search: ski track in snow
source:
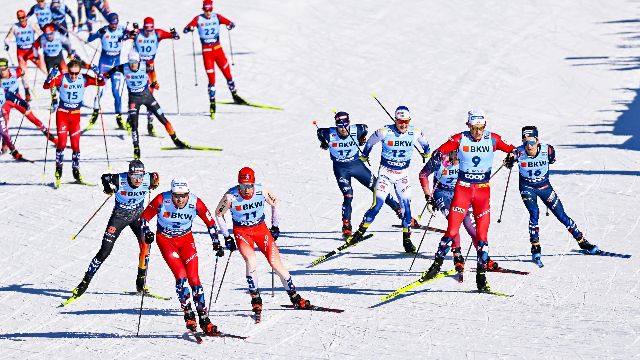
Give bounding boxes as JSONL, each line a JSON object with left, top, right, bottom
{"left": 1, "top": 0, "right": 639, "bottom": 359}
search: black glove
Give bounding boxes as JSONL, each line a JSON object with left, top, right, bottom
{"left": 226, "top": 22, "right": 235, "bottom": 30}
{"left": 320, "top": 142, "right": 328, "bottom": 150}
{"left": 425, "top": 194, "right": 438, "bottom": 214}
{"left": 358, "top": 135, "right": 366, "bottom": 146}
{"left": 150, "top": 172, "right": 160, "bottom": 190}
{"left": 98, "top": 27, "right": 106, "bottom": 35}
{"left": 103, "top": 184, "right": 114, "bottom": 194}
{"left": 183, "top": 26, "right": 194, "bottom": 34}
{"left": 4, "top": 44, "right": 9, "bottom": 51}
{"left": 270, "top": 226, "right": 280, "bottom": 241}
{"left": 212, "top": 240, "right": 224, "bottom": 257}
{"left": 503, "top": 153, "right": 516, "bottom": 169}
{"left": 170, "top": 27, "right": 180, "bottom": 40}
{"left": 143, "top": 227, "right": 155, "bottom": 244}
{"left": 225, "top": 235, "right": 237, "bottom": 252}
{"left": 132, "top": 22, "right": 139, "bottom": 30}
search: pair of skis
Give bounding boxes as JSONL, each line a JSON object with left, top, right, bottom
{"left": 309, "top": 234, "right": 374, "bottom": 267}
{"left": 59, "top": 289, "right": 172, "bottom": 307}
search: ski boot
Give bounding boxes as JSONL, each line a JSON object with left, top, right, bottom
{"left": 72, "top": 167, "right": 83, "bottom": 183}
{"left": 341, "top": 219, "right": 352, "bottom": 239}
{"left": 115, "top": 113, "right": 129, "bottom": 132}
{"left": 476, "top": 266, "right": 490, "bottom": 292}
{"left": 88, "top": 109, "right": 99, "bottom": 127}
{"left": 147, "top": 121, "right": 156, "bottom": 137}
{"left": 486, "top": 257, "right": 499, "bottom": 271}
{"left": 197, "top": 308, "right": 218, "bottom": 335}
{"left": 42, "top": 129, "right": 58, "bottom": 145}
{"left": 231, "top": 90, "right": 248, "bottom": 105}
{"left": 421, "top": 257, "right": 444, "bottom": 281}
{"left": 287, "top": 290, "right": 311, "bottom": 309}
{"left": 251, "top": 291, "right": 262, "bottom": 322}
{"left": 135, "top": 267, "right": 146, "bottom": 293}
{"left": 346, "top": 225, "right": 366, "bottom": 245}
{"left": 183, "top": 303, "right": 198, "bottom": 331}
{"left": 10, "top": 149, "right": 23, "bottom": 160}
{"left": 403, "top": 232, "right": 416, "bottom": 253}
{"left": 55, "top": 164, "right": 63, "bottom": 188}
{"left": 133, "top": 145, "right": 141, "bottom": 160}
{"left": 453, "top": 251, "right": 465, "bottom": 272}
{"left": 170, "top": 134, "right": 188, "bottom": 149}
{"left": 72, "top": 274, "right": 92, "bottom": 298}
{"left": 531, "top": 242, "right": 542, "bottom": 262}
{"left": 209, "top": 100, "right": 216, "bottom": 120}
{"left": 25, "top": 88, "right": 32, "bottom": 102}
{"left": 576, "top": 236, "right": 599, "bottom": 254}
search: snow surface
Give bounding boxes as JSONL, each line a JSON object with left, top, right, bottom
{"left": 1, "top": 0, "right": 639, "bottom": 359}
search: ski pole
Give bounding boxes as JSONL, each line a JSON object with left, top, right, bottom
{"left": 71, "top": 194, "right": 113, "bottom": 240}
{"left": 497, "top": 167, "right": 513, "bottom": 223}
{"left": 271, "top": 271, "right": 274, "bottom": 297}
{"left": 417, "top": 202, "right": 428, "bottom": 221}
{"left": 42, "top": 86, "right": 56, "bottom": 178}
{"left": 409, "top": 212, "right": 435, "bottom": 271}
{"left": 97, "top": 86, "right": 111, "bottom": 170}
{"left": 214, "top": 252, "right": 232, "bottom": 303}
{"left": 489, "top": 163, "right": 504, "bottom": 180}
{"left": 371, "top": 94, "right": 425, "bottom": 162}
{"left": 227, "top": 28, "right": 235, "bottom": 66}
{"left": 136, "top": 244, "right": 151, "bottom": 337}
{"left": 463, "top": 240, "right": 473, "bottom": 263}
{"left": 171, "top": 37, "right": 180, "bottom": 114}
{"left": 191, "top": 32, "right": 198, "bottom": 86}
{"left": 11, "top": 114, "right": 26, "bottom": 146}
{"left": 546, "top": 206, "right": 550, "bottom": 217}
{"left": 206, "top": 254, "right": 220, "bottom": 317}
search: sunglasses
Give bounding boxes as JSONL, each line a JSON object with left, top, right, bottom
{"left": 0, "top": 67, "right": 8, "bottom": 72}
{"left": 523, "top": 140, "right": 537, "bottom": 146}
{"left": 129, "top": 173, "right": 144, "bottom": 179}
{"left": 18, "top": 17, "right": 26, "bottom": 20}
{"left": 396, "top": 119, "right": 410, "bottom": 125}
{"left": 335, "top": 122, "right": 349, "bottom": 129}
{"left": 69, "top": 71, "right": 80, "bottom": 76}
{"left": 470, "top": 125, "right": 485, "bottom": 131}
{"left": 172, "top": 192, "right": 189, "bottom": 199}
{"left": 239, "top": 183, "right": 254, "bottom": 190}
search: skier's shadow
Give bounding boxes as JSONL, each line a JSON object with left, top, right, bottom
{"left": 370, "top": 288, "right": 469, "bottom": 308}
{"left": 0, "top": 283, "right": 69, "bottom": 299}
{"left": 0, "top": 331, "right": 189, "bottom": 342}
{"left": 60, "top": 308, "right": 178, "bottom": 316}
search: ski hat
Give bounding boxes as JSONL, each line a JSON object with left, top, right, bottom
{"left": 203, "top": 0, "right": 213, "bottom": 11}
{"left": 522, "top": 125, "right": 538, "bottom": 139}
{"left": 43, "top": 24, "right": 55, "bottom": 34}
{"left": 128, "top": 159, "right": 145, "bottom": 173}
{"left": 171, "top": 177, "right": 190, "bottom": 193}
{"left": 143, "top": 17, "right": 154, "bottom": 30}
{"left": 394, "top": 106, "right": 411, "bottom": 120}
{"left": 128, "top": 51, "right": 141, "bottom": 63}
{"left": 334, "top": 111, "right": 350, "bottom": 128}
{"left": 466, "top": 109, "right": 486, "bottom": 126}
{"left": 0, "top": 58, "right": 8, "bottom": 68}
{"left": 238, "top": 167, "right": 255, "bottom": 184}
{"left": 107, "top": 12, "right": 119, "bottom": 25}
{"left": 51, "top": 0, "right": 60, "bottom": 5}
{"left": 17, "top": 10, "right": 26, "bottom": 19}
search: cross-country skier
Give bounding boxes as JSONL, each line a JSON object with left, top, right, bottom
{"left": 4, "top": 10, "right": 46, "bottom": 101}
{"left": 183, "top": 0, "right": 247, "bottom": 119}
{"left": 126, "top": 17, "right": 180, "bottom": 136}
{"left": 50, "top": 0, "right": 77, "bottom": 36}
{"left": 316, "top": 111, "right": 405, "bottom": 238}
{"left": 140, "top": 177, "right": 220, "bottom": 335}
{"left": 105, "top": 50, "right": 188, "bottom": 159}
{"left": 43, "top": 59, "right": 105, "bottom": 186}
{"left": 0, "top": 58, "right": 57, "bottom": 150}
{"left": 505, "top": 126, "right": 599, "bottom": 266}
{"left": 419, "top": 150, "right": 500, "bottom": 276}
{"left": 0, "top": 87, "right": 25, "bottom": 160}
{"left": 34, "top": 24, "right": 78, "bottom": 107}
{"left": 80, "top": 0, "right": 111, "bottom": 32}
{"left": 421, "top": 109, "right": 515, "bottom": 291}
{"left": 214, "top": 167, "right": 312, "bottom": 321}
{"left": 348, "top": 106, "right": 430, "bottom": 253}
{"left": 27, "top": 0, "right": 53, "bottom": 31}
{"left": 68, "top": 160, "right": 160, "bottom": 301}
{"left": 86, "top": 12, "right": 128, "bottom": 130}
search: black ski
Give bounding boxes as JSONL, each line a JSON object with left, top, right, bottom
{"left": 485, "top": 267, "right": 530, "bottom": 275}
{"left": 578, "top": 249, "right": 631, "bottom": 258}
{"left": 195, "top": 331, "right": 248, "bottom": 340}
{"left": 280, "top": 304, "right": 344, "bottom": 313}
{"left": 392, "top": 224, "right": 445, "bottom": 233}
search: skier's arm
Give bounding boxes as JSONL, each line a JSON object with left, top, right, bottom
{"left": 140, "top": 193, "right": 163, "bottom": 222}
{"left": 100, "top": 173, "right": 119, "bottom": 193}
{"left": 316, "top": 128, "right": 330, "bottom": 149}
{"left": 105, "top": 64, "right": 123, "bottom": 79}
{"left": 213, "top": 192, "right": 233, "bottom": 237}
{"left": 217, "top": 14, "right": 232, "bottom": 26}
{"left": 419, "top": 158, "right": 439, "bottom": 196}
{"left": 491, "top": 133, "right": 515, "bottom": 153}
{"left": 263, "top": 188, "right": 280, "bottom": 228}
{"left": 195, "top": 198, "right": 219, "bottom": 240}
{"left": 60, "top": 35, "right": 74, "bottom": 56}
{"left": 4, "top": 25, "right": 15, "bottom": 49}
{"left": 435, "top": 133, "right": 462, "bottom": 159}
{"left": 155, "top": 29, "right": 173, "bottom": 41}
{"left": 415, "top": 128, "right": 431, "bottom": 156}
{"left": 65, "top": 7, "right": 77, "bottom": 27}
{"left": 84, "top": 74, "right": 105, "bottom": 87}
{"left": 547, "top": 144, "right": 556, "bottom": 164}
{"left": 43, "top": 73, "right": 63, "bottom": 89}
{"left": 184, "top": 16, "right": 198, "bottom": 31}
{"left": 362, "top": 127, "right": 386, "bottom": 158}
{"left": 87, "top": 29, "right": 102, "bottom": 42}
{"left": 33, "top": 36, "right": 42, "bottom": 50}
{"left": 356, "top": 124, "right": 368, "bottom": 145}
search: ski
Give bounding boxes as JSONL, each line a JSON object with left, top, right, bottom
{"left": 392, "top": 224, "right": 445, "bottom": 233}
{"left": 123, "top": 291, "right": 172, "bottom": 301}
{"left": 485, "top": 267, "right": 530, "bottom": 275}
{"left": 380, "top": 269, "right": 457, "bottom": 302}
{"left": 216, "top": 100, "right": 283, "bottom": 111}
{"left": 534, "top": 259, "right": 544, "bottom": 268}
{"left": 280, "top": 304, "right": 344, "bottom": 313}
{"left": 578, "top": 249, "right": 631, "bottom": 259}
{"left": 195, "top": 331, "right": 248, "bottom": 340}
{"left": 64, "top": 180, "right": 97, "bottom": 186}
{"left": 160, "top": 145, "right": 223, "bottom": 151}
{"left": 187, "top": 329, "right": 203, "bottom": 344}
{"left": 59, "top": 295, "right": 80, "bottom": 307}
{"left": 478, "top": 289, "right": 513, "bottom": 297}
{"left": 309, "top": 234, "right": 374, "bottom": 267}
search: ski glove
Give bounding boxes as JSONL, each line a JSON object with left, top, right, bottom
{"left": 170, "top": 28, "right": 180, "bottom": 40}
{"left": 46, "top": 67, "right": 60, "bottom": 83}
{"left": 430, "top": 150, "right": 443, "bottom": 162}
{"left": 225, "top": 235, "right": 237, "bottom": 252}
{"left": 143, "top": 227, "right": 155, "bottom": 244}
{"left": 358, "top": 135, "right": 366, "bottom": 146}
{"left": 183, "top": 26, "right": 194, "bottom": 34}
{"left": 359, "top": 155, "right": 369, "bottom": 163}
{"left": 3, "top": 44, "right": 8, "bottom": 51}
{"left": 212, "top": 240, "right": 224, "bottom": 257}
{"left": 150, "top": 172, "right": 160, "bottom": 190}
{"left": 503, "top": 153, "right": 516, "bottom": 169}
{"left": 425, "top": 194, "right": 438, "bottom": 215}
{"left": 320, "top": 142, "right": 328, "bottom": 150}
{"left": 226, "top": 22, "right": 235, "bottom": 30}
{"left": 270, "top": 226, "right": 280, "bottom": 241}
{"left": 98, "top": 27, "right": 106, "bottom": 35}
